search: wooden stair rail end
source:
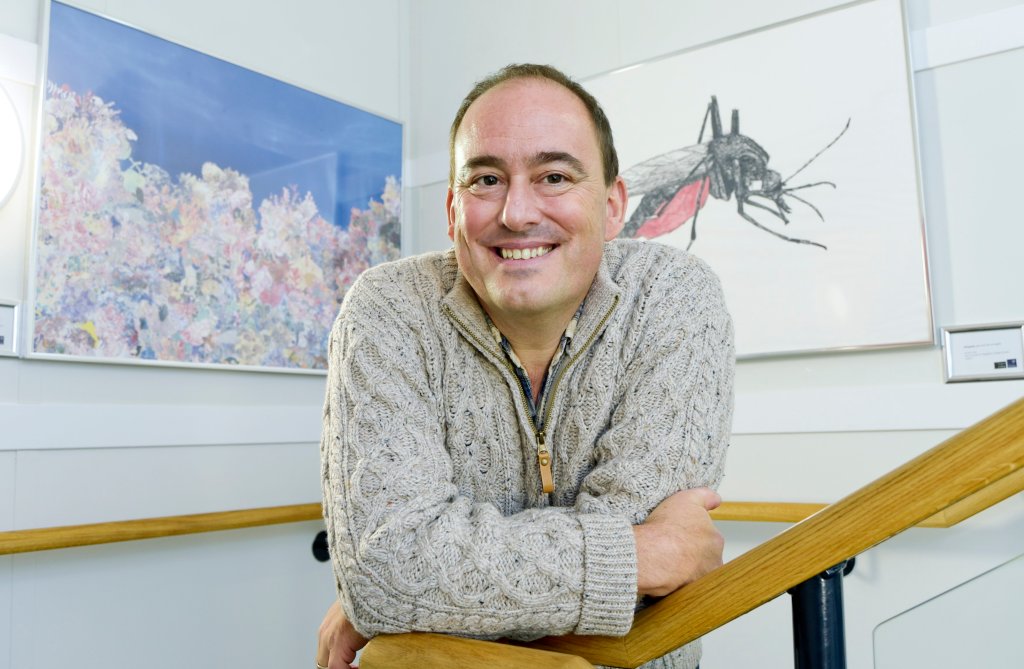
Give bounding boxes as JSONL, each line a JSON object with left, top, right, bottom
{"left": 361, "top": 633, "right": 594, "bottom": 669}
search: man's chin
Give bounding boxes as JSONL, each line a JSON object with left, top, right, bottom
{"left": 488, "top": 290, "right": 570, "bottom": 320}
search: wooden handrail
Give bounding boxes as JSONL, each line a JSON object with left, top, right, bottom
{"left": 362, "top": 396, "right": 1024, "bottom": 668}
{"left": 4, "top": 491, "right": 1005, "bottom": 558}
{"left": 0, "top": 503, "right": 322, "bottom": 555}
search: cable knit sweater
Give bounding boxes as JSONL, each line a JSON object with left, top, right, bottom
{"left": 320, "top": 238, "right": 734, "bottom": 669}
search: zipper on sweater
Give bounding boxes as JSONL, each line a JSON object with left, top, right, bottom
{"left": 444, "top": 306, "right": 551, "bottom": 491}
{"left": 444, "top": 295, "right": 619, "bottom": 496}
{"left": 539, "top": 294, "right": 620, "bottom": 461}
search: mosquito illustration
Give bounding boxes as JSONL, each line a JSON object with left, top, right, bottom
{"left": 620, "top": 96, "right": 850, "bottom": 250}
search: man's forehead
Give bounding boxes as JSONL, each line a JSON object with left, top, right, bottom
{"left": 454, "top": 78, "right": 600, "bottom": 163}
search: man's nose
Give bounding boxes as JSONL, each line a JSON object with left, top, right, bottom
{"left": 500, "top": 178, "right": 541, "bottom": 231}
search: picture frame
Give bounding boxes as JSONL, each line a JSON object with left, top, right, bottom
{"left": 943, "top": 323, "right": 1024, "bottom": 383}
{"left": 0, "top": 299, "right": 19, "bottom": 357}
{"left": 586, "top": 0, "right": 933, "bottom": 358}
{"left": 27, "top": 1, "right": 403, "bottom": 373}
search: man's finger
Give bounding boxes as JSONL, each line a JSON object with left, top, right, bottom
{"left": 696, "top": 487, "right": 722, "bottom": 511}
{"left": 316, "top": 629, "right": 331, "bottom": 668}
{"left": 670, "top": 486, "right": 721, "bottom": 511}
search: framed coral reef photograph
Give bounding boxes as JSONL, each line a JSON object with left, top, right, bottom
{"left": 28, "top": 1, "right": 402, "bottom": 372}
{"left": 589, "top": 0, "right": 932, "bottom": 357}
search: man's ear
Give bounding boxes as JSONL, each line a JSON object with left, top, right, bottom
{"left": 446, "top": 187, "right": 456, "bottom": 241}
{"left": 603, "top": 176, "right": 627, "bottom": 241}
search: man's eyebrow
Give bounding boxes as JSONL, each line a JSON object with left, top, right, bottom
{"left": 530, "top": 151, "right": 587, "bottom": 175}
{"left": 457, "top": 155, "right": 508, "bottom": 179}
{"left": 456, "top": 152, "right": 589, "bottom": 180}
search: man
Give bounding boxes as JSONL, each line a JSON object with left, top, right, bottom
{"left": 317, "top": 63, "right": 734, "bottom": 669}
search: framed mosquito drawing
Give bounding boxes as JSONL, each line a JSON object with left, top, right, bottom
{"left": 28, "top": 1, "right": 402, "bottom": 372}
{"left": 588, "top": 0, "right": 932, "bottom": 357}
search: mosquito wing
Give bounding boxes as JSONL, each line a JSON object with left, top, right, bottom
{"left": 621, "top": 143, "right": 710, "bottom": 197}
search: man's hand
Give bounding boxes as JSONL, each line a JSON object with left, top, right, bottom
{"left": 317, "top": 601, "right": 368, "bottom": 669}
{"left": 633, "top": 487, "right": 724, "bottom": 597}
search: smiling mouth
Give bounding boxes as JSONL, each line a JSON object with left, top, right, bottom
{"left": 496, "top": 245, "right": 554, "bottom": 260}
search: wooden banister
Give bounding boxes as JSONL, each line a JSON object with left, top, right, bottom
{"left": 2, "top": 494, "right": 997, "bottom": 557}
{"left": 0, "top": 503, "right": 322, "bottom": 555}
{"left": 362, "top": 396, "right": 1024, "bottom": 668}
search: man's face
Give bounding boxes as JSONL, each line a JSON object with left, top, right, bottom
{"left": 447, "top": 78, "right": 626, "bottom": 328}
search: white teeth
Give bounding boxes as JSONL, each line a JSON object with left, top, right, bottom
{"left": 500, "top": 246, "right": 552, "bottom": 260}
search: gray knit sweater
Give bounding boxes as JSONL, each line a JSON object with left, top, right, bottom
{"left": 321, "top": 239, "right": 734, "bottom": 668}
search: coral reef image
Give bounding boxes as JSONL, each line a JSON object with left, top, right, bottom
{"left": 34, "top": 82, "right": 400, "bottom": 370}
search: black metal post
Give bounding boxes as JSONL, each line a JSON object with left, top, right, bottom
{"left": 788, "top": 558, "right": 854, "bottom": 669}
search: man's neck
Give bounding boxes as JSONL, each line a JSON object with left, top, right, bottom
{"left": 486, "top": 305, "right": 579, "bottom": 402}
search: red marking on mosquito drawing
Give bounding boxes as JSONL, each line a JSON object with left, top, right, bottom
{"left": 621, "top": 96, "right": 850, "bottom": 250}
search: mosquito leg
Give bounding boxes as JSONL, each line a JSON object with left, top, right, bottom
{"left": 785, "top": 191, "right": 826, "bottom": 221}
{"left": 737, "top": 199, "right": 827, "bottom": 250}
{"left": 786, "top": 181, "right": 836, "bottom": 192}
{"left": 686, "top": 176, "right": 710, "bottom": 251}
{"left": 745, "top": 197, "right": 789, "bottom": 223}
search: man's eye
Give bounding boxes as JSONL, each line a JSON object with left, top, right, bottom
{"left": 544, "top": 174, "right": 565, "bottom": 184}
{"left": 474, "top": 175, "right": 499, "bottom": 187}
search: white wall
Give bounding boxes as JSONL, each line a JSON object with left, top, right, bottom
{"left": 0, "top": 1, "right": 405, "bottom": 667}
{"left": 403, "top": 1, "right": 1024, "bottom": 667}
{"left": 2, "top": 0, "right": 1024, "bottom": 668}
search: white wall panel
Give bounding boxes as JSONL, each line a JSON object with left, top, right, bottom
{"left": 14, "top": 442, "right": 318, "bottom": 528}
{"left": 406, "top": 181, "right": 450, "bottom": 254}
{"left": 0, "top": 451, "right": 14, "bottom": 530}
{"left": 0, "top": 453, "right": 11, "bottom": 669}
{"left": 874, "top": 553, "right": 1024, "bottom": 667}
{"left": 407, "top": 0, "right": 621, "bottom": 167}
{"left": 0, "top": 556, "right": 9, "bottom": 669}
{"left": 0, "top": 361, "right": 16, "bottom": 412}
{"left": 915, "top": 47, "right": 1024, "bottom": 327}
{"left": 0, "top": 75, "right": 33, "bottom": 307}
{"left": 614, "top": 0, "right": 850, "bottom": 68}
{"left": 0, "top": 3, "right": 38, "bottom": 43}
{"left": 9, "top": 521, "right": 335, "bottom": 669}
{"left": 3, "top": 403, "right": 320, "bottom": 450}
{"left": 719, "top": 429, "right": 957, "bottom": 503}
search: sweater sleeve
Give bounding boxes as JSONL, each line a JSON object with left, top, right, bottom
{"left": 320, "top": 273, "right": 635, "bottom": 641}
{"left": 574, "top": 252, "right": 735, "bottom": 524}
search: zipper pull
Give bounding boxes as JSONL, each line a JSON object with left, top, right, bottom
{"left": 537, "top": 430, "right": 554, "bottom": 494}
